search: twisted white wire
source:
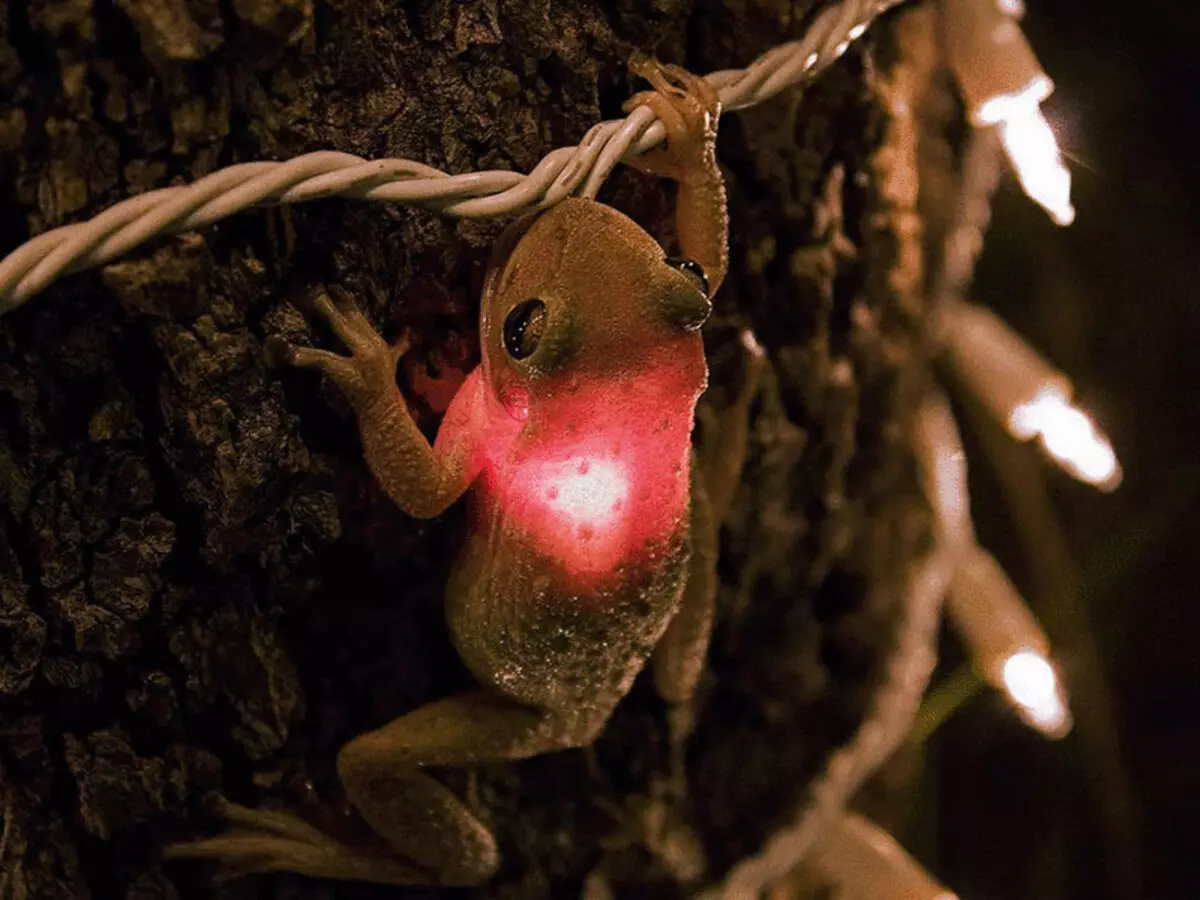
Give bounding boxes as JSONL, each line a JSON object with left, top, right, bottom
{"left": 0, "top": 0, "right": 906, "bottom": 315}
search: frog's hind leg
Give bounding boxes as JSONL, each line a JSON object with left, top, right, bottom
{"left": 165, "top": 795, "right": 425, "bottom": 885}
{"left": 695, "top": 329, "right": 767, "bottom": 523}
{"left": 334, "top": 690, "right": 585, "bottom": 885}
{"left": 168, "top": 691, "right": 592, "bottom": 887}
{"left": 652, "top": 330, "right": 766, "bottom": 735}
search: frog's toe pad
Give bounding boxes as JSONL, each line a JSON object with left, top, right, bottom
{"left": 622, "top": 59, "right": 719, "bottom": 180}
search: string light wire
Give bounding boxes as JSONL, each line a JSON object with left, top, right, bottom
{"left": 0, "top": 0, "right": 907, "bottom": 316}
{"left": 805, "top": 810, "right": 959, "bottom": 900}
{"left": 703, "top": 393, "right": 963, "bottom": 899}
{"left": 929, "top": 127, "right": 1003, "bottom": 318}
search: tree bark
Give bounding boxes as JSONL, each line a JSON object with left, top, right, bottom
{"left": 0, "top": 1, "right": 934, "bottom": 897}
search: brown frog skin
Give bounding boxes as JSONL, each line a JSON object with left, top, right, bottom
{"left": 165, "top": 59, "right": 764, "bottom": 888}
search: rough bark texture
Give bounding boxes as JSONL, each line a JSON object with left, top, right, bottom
{"left": 0, "top": 1, "right": 932, "bottom": 897}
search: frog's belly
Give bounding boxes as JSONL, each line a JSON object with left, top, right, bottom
{"left": 444, "top": 524, "right": 690, "bottom": 713}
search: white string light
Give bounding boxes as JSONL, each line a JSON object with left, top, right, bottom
{"left": 942, "top": 0, "right": 1074, "bottom": 225}
{"left": 939, "top": 301, "right": 1122, "bottom": 491}
{"left": 704, "top": 394, "right": 962, "bottom": 899}
{"left": 1009, "top": 382, "right": 1122, "bottom": 490}
{"left": 909, "top": 392, "right": 1074, "bottom": 741}
{"left": 996, "top": 108, "right": 1075, "bottom": 226}
{"left": 0, "top": 0, "right": 907, "bottom": 316}
{"left": 947, "top": 547, "right": 1073, "bottom": 739}
{"left": 916, "top": 391, "right": 1072, "bottom": 741}
{"left": 805, "top": 811, "right": 959, "bottom": 900}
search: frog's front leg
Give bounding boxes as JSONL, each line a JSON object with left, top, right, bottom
{"left": 624, "top": 57, "right": 728, "bottom": 292}
{"left": 265, "top": 286, "right": 480, "bottom": 519}
{"left": 168, "top": 693, "right": 598, "bottom": 886}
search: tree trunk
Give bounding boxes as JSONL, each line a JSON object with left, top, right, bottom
{"left": 0, "top": 1, "right": 937, "bottom": 897}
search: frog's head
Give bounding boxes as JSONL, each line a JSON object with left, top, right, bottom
{"left": 480, "top": 199, "right": 710, "bottom": 414}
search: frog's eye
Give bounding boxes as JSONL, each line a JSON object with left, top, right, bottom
{"left": 665, "top": 257, "right": 710, "bottom": 297}
{"left": 503, "top": 299, "right": 547, "bottom": 360}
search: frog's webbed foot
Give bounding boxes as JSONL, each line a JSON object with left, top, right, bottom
{"left": 623, "top": 56, "right": 721, "bottom": 183}
{"left": 164, "top": 794, "right": 429, "bottom": 886}
{"left": 266, "top": 286, "right": 407, "bottom": 409}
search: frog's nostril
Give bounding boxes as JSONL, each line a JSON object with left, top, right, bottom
{"left": 663, "top": 292, "right": 712, "bottom": 332}
{"left": 682, "top": 295, "right": 712, "bottom": 331}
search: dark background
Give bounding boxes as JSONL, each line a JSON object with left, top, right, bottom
{"left": 922, "top": 2, "right": 1200, "bottom": 899}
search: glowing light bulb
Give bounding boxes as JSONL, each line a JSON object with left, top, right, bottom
{"left": 1010, "top": 383, "right": 1122, "bottom": 490}
{"left": 973, "top": 73, "right": 1052, "bottom": 127}
{"left": 941, "top": 303, "right": 1121, "bottom": 491}
{"left": 1002, "top": 649, "right": 1072, "bottom": 738}
{"left": 997, "top": 107, "right": 1075, "bottom": 225}
{"left": 944, "top": 0, "right": 1050, "bottom": 125}
{"left": 947, "top": 548, "right": 1073, "bottom": 739}
{"left": 942, "top": 0, "right": 1074, "bottom": 224}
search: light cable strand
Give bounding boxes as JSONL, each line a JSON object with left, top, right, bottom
{"left": 703, "top": 392, "right": 966, "bottom": 899}
{"left": 0, "top": 0, "right": 905, "bottom": 314}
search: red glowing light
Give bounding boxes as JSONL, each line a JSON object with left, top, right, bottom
{"left": 494, "top": 449, "right": 644, "bottom": 578}
{"left": 532, "top": 457, "right": 629, "bottom": 535}
{"left": 454, "top": 345, "right": 706, "bottom": 586}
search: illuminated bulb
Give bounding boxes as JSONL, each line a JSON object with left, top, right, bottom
{"left": 942, "top": 0, "right": 1075, "bottom": 225}
{"left": 947, "top": 547, "right": 1073, "bottom": 739}
{"left": 998, "top": 108, "right": 1075, "bottom": 225}
{"left": 1011, "top": 383, "right": 1122, "bottom": 490}
{"left": 973, "top": 72, "right": 1052, "bottom": 128}
{"left": 807, "top": 811, "right": 959, "bottom": 900}
{"left": 941, "top": 302, "right": 1122, "bottom": 490}
{"left": 1003, "top": 649, "right": 1071, "bottom": 738}
{"left": 943, "top": 0, "right": 1050, "bottom": 126}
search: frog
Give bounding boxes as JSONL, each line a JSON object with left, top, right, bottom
{"left": 165, "top": 57, "right": 765, "bottom": 888}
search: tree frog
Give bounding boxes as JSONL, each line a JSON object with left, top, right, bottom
{"left": 167, "top": 58, "right": 763, "bottom": 887}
